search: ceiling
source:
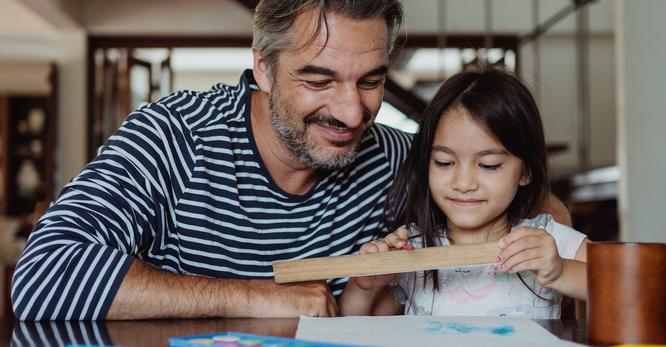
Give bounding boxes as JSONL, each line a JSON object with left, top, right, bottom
{"left": 0, "top": 0, "right": 614, "bottom": 38}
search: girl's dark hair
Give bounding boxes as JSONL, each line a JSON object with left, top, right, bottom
{"left": 384, "top": 67, "right": 549, "bottom": 291}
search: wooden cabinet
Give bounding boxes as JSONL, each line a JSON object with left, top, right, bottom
{"left": 0, "top": 90, "right": 56, "bottom": 217}
{"left": 1, "top": 95, "right": 55, "bottom": 216}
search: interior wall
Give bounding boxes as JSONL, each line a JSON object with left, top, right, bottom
{"left": 0, "top": 62, "right": 51, "bottom": 94}
{"left": 3, "top": 0, "right": 617, "bottom": 196}
{"left": 521, "top": 34, "right": 616, "bottom": 178}
{"left": 616, "top": 0, "right": 666, "bottom": 242}
{"left": 403, "top": 0, "right": 614, "bottom": 35}
{"left": 55, "top": 29, "right": 87, "bottom": 191}
{"left": 404, "top": 0, "right": 619, "bottom": 178}
{"left": 173, "top": 71, "right": 250, "bottom": 93}
{"left": 80, "top": 0, "right": 252, "bottom": 35}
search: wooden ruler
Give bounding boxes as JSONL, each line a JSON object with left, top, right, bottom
{"left": 272, "top": 243, "right": 500, "bottom": 284}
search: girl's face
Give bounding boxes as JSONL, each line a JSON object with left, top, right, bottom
{"left": 428, "top": 108, "right": 530, "bottom": 235}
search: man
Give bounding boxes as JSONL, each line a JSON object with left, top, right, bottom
{"left": 11, "top": 0, "right": 410, "bottom": 320}
{"left": 12, "top": 0, "right": 569, "bottom": 321}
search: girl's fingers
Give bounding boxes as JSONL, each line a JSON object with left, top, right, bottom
{"left": 361, "top": 240, "right": 391, "bottom": 254}
{"left": 501, "top": 248, "right": 546, "bottom": 272}
{"left": 503, "top": 258, "right": 542, "bottom": 274}
{"left": 499, "top": 227, "right": 543, "bottom": 249}
{"left": 385, "top": 229, "right": 411, "bottom": 249}
{"left": 361, "top": 227, "right": 412, "bottom": 255}
{"left": 328, "top": 294, "right": 339, "bottom": 317}
{"left": 394, "top": 227, "right": 410, "bottom": 239}
{"left": 499, "top": 235, "right": 544, "bottom": 262}
{"left": 506, "top": 258, "right": 564, "bottom": 287}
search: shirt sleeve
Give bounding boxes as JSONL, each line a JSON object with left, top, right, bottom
{"left": 537, "top": 214, "right": 587, "bottom": 260}
{"left": 11, "top": 100, "right": 194, "bottom": 320}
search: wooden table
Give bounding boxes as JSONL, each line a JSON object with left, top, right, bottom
{"left": 0, "top": 317, "right": 590, "bottom": 346}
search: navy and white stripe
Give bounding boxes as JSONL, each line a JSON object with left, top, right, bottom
{"left": 11, "top": 69, "right": 412, "bottom": 320}
{"left": 12, "top": 320, "right": 113, "bottom": 346}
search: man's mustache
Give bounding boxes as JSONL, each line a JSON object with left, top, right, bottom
{"left": 303, "top": 111, "right": 372, "bottom": 129}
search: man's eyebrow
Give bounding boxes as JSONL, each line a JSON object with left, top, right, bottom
{"left": 361, "top": 65, "right": 389, "bottom": 78}
{"left": 294, "top": 64, "right": 388, "bottom": 78}
{"left": 295, "top": 65, "right": 336, "bottom": 76}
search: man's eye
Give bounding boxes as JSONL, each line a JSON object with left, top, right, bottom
{"left": 358, "top": 79, "right": 383, "bottom": 89}
{"left": 479, "top": 163, "right": 501, "bottom": 170}
{"left": 306, "top": 80, "right": 330, "bottom": 89}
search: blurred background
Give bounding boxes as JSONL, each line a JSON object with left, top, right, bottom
{"left": 0, "top": 0, "right": 664, "bottom": 317}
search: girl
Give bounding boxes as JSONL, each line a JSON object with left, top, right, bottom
{"left": 340, "top": 68, "right": 588, "bottom": 318}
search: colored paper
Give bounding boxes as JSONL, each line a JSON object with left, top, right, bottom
{"left": 169, "top": 331, "right": 361, "bottom": 347}
{"left": 296, "top": 315, "right": 586, "bottom": 347}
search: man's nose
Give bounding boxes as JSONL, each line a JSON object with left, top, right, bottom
{"left": 330, "top": 85, "right": 366, "bottom": 128}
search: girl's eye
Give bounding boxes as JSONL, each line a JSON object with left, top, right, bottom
{"left": 434, "top": 160, "right": 453, "bottom": 168}
{"left": 479, "top": 163, "right": 501, "bottom": 171}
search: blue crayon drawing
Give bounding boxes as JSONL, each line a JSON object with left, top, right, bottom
{"left": 424, "top": 321, "right": 516, "bottom": 336}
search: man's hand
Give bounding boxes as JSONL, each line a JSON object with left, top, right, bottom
{"left": 108, "top": 261, "right": 338, "bottom": 319}
{"left": 256, "top": 280, "right": 338, "bottom": 317}
{"left": 498, "top": 226, "right": 564, "bottom": 288}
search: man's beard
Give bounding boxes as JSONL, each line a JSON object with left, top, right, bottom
{"left": 268, "top": 89, "right": 371, "bottom": 170}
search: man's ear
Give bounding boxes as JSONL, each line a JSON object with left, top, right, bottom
{"left": 252, "top": 47, "right": 272, "bottom": 92}
{"left": 519, "top": 167, "right": 532, "bottom": 186}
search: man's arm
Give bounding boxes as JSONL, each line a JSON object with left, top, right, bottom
{"left": 11, "top": 105, "right": 337, "bottom": 320}
{"left": 107, "top": 261, "right": 337, "bottom": 319}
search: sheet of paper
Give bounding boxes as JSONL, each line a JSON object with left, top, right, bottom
{"left": 296, "top": 315, "right": 585, "bottom": 347}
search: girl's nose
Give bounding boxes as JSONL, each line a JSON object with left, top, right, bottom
{"left": 451, "top": 168, "right": 479, "bottom": 192}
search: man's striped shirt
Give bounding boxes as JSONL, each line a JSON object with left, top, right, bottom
{"left": 11, "top": 70, "right": 412, "bottom": 320}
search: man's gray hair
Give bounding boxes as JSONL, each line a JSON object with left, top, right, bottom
{"left": 253, "top": 0, "right": 403, "bottom": 77}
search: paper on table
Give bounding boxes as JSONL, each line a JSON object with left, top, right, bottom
{"left": 296, "top": 315, "right": 586, "bottom": 347}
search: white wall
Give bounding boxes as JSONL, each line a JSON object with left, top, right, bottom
{"left": 0, "top": 62, "right": 51, "bottom": 94}
{"left": 2, "top": 0, "right": 618, "bottom": 195}
{"left": 616, "top": 0, "right": 666, "bottom": 242}
{"left": 54, "top": 29, "right": 87, "bottom": 190}
{"left": 402, "top": 0, "right": 617, "bottom": 178}
{"left": 80, "top": 0, "right": 252, "bottom": 35}
{"left": 173, "top": 71, "right": 248, "bottom": 93}
{"left": 521, "top": 33, "right": 616, "bottom": 178}
{"left": 402, "top": 0, "right": 614, "bottom": 34}
{"left": 0, "top": 0, "right": 87, "bottom": 195}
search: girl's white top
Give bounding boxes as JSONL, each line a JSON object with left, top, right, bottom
{"left": 390, "top": 214, "right": 586, "bottom": 319}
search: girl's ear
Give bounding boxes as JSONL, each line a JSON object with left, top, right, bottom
{"left": 252, "top": 47, "right": 272, "bottom": 93}
{"left": 519, "top": 166, "right": 532, "bottom": 186}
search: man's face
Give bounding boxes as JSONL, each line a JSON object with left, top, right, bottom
{"left": 265, "top": 10, "right": 389, "bottom": 169}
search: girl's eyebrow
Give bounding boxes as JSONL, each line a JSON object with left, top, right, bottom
{"left": 432, "top": 145, "right": 454, "bottom": 153}
{"left": 477, "top": 149, "right": 509, "bottom": 157}
{"left": 432, "top": 145, "right": 508, "bottom": 157}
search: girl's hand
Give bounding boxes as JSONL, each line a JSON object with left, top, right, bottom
{"left": 383, "top": 226, "right": 412, "bottom": 250}
{"left": 351, "top": 227, "right": 412, "bottom": 292}
{"left": 497, "top": 227, "right": 564, "bottom": 288}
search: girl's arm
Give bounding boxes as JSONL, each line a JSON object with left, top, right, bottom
{"left": 545, "top": 238, "right": 588, "bottom": 300}
{"left": 339, "top": 227, "right": 411, "bottom": 316}
{"left": 498, "top": 228, "right": 588, "bottom": 301}
{"left": 339, "top": 278, "right": 403, "bottom": 316}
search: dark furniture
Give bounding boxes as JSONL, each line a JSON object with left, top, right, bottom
{"left": 0, "top": 317, "right": 590, "bottom": 346}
